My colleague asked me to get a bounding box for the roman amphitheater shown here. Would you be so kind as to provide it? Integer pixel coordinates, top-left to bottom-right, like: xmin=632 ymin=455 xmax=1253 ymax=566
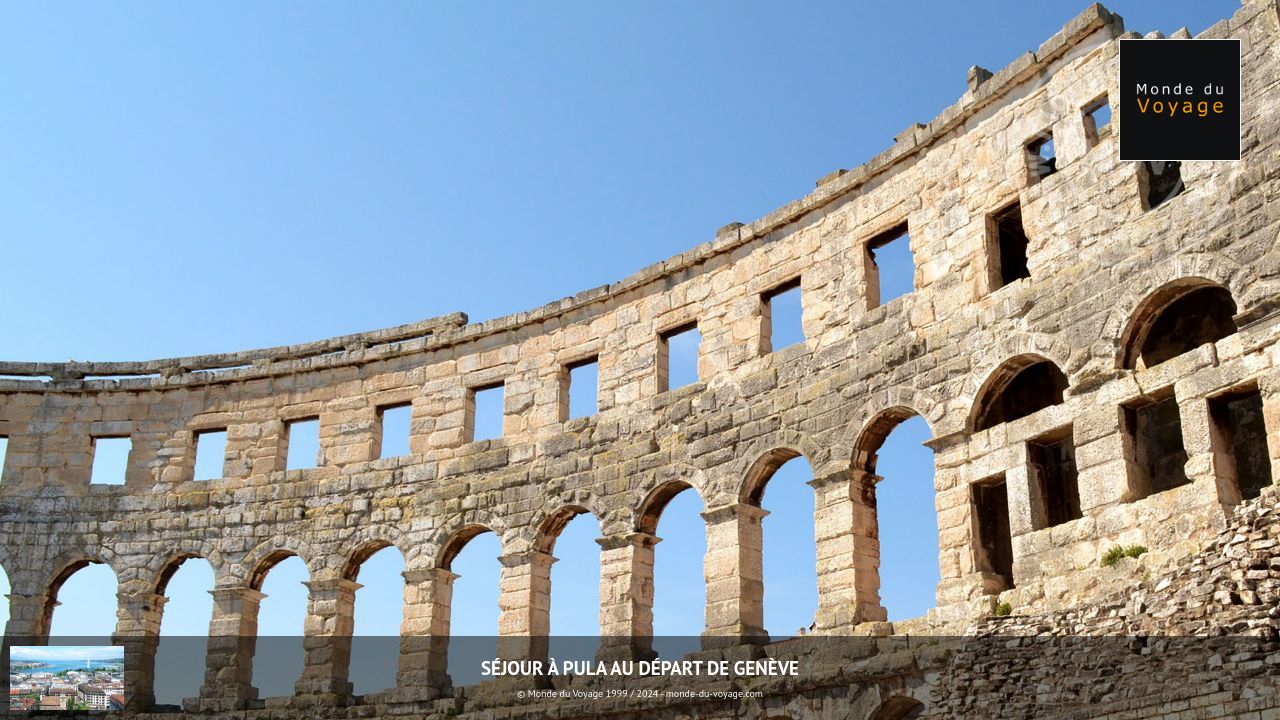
xmin=2 ymin=2 xmax=1279 ymax=718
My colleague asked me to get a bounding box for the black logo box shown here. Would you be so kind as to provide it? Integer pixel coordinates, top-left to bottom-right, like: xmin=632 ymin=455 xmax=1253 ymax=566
xmin=1118 ymin=38 xmax=1240 ymax=162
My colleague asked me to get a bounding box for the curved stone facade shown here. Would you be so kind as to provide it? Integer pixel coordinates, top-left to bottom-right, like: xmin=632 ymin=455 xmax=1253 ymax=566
xmin=1 ymin=1 xmax=1279 ymax=716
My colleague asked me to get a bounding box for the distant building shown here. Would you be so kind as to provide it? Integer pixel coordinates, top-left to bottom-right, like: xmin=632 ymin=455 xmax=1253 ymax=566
xmin=39 ymin=695 xmax=67 ymax=710
xmin=110 ymin=693 xmax=126 ymax=711
xmin=77 ymin=683 xmax=111 ymax=710
xmin=10 ymin=697 xmax=35 ymax=711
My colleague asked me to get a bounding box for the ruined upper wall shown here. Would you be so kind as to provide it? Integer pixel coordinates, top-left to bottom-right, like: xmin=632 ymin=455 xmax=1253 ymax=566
xmin=0 ymin=5 xmax=1127 ymax=391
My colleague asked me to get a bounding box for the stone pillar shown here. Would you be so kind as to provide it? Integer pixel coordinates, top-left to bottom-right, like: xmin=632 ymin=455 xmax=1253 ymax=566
xmin=396 ymin=567 xmax=456 ymax=693
xmin=294 ymin=578 xmax=360 ymax=701
xmin=197 ymin=587 xmax=265 ymax=710
xmin=1178 ymin=393 xmax=1218 ymax=492
xmin=114 ymin=591 xmax=167 ymax=712
xmin=4 ymin=591 xmax=51 ymax=711
xmin=1005 ymin=447 xmax=1038 ymax=537
xmin=596 ymin=532 xmax=658 ymax=661
xmin=4 ymin=592 xmax=52 ymax=641
xmin=811 ymin=470 xmax=885 ymax=632
xmin=700 ymin=503 xmax=768 ymax=645
xmin=1073 ymin=405 xmax=1137 ymax=510
xmin=496 ymin=550 xmax=553 ymax=665
xmin=1258 ymin=373 xmax=1280 ymax=490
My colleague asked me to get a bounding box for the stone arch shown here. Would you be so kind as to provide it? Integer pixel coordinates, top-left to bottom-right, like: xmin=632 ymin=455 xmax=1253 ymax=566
xmin=155 ymin=553 xmax=206 ymax=595
xmin=869 ymin=696 xmax=925 ymax=720
xmin=854 ymin=406 xmax=927 ymax=476
xmin=147 ymin=541 xmax=223 ymax=595
xmin=527 ymin=477 xmax=613 ymax=543
xmin=238 ymin=536 xmax=322 ymax=589
xmin=741 ymin=447 xmax=805 ymax=506
xmin=42 ymin=553 xmax=120 ymax=638
xmin=850 ymin=406 xmax=938 ymax=621
xmin=534 ymin=504 xmax=595 ymax=554
xmin=246 ymin=550 xmax=305 ymax=591
xmin=627 ymin=463 xmax=710 ymax=534
xmin=637 ymin=479 xmax=702 ymax=534
xmin=340 ymin=538 xmax=407 ymax=696
xmin=968 ymin=354 xmax=1068 ymax=433
xmin=839 ymin=386 xmax=947 ymax=458
xmin=341 ymin=538 xmax=404 ymax=582
xmin=438 ymin=523 xmax=500 ymax=571
xmin=1096 ymin=255 xmax=1247 ymax=362
xmin=736 ymin=444 xmax=821 ymax=638
xmin=1117 ymin=277 xmax=1239 ymax=370
xmin=731 ymin=429 xmax=825 ymax=497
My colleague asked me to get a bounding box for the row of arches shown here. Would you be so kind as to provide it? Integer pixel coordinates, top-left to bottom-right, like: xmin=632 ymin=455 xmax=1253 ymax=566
xmin=2 ymin=412 xmax=938 ymax=705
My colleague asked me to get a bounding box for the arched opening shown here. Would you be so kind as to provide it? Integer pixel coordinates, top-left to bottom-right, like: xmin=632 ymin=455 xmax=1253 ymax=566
xmin=540 ymin=507 xmax=601 ymax=663
xmin=48 ymin=561 xmax=118 ymax=638
xmin=641 ymin=481 xmax=706 ymax=658
xmin=971 ymin=356 xmax=1068 ymax=432
xmin=1120 ymin=279 xmax=1238 ymax=370
xmin=346 ymin=544 xmax=405 ymax=696
xmin=745 ymin=449 xmax=817 ymax=640
xmin=153 ymin=556 xmax=214 ymax=708
xmin=444 ymin=527 xmax=500 ymax=686
xmin=856 ymin=410 xmax=938 ymax=622
xmin=870 ymin=696 xmax=925 ymax=720
xmin=249 ymin=554 xmax=308 ymax=699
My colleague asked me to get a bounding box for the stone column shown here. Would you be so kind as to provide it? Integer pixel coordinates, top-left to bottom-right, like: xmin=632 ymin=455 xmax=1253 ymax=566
xmin=810 ymin=469 xmax=886 ymax=632
xmin=1258 ymin=373 xmax=1280 ymax=490
xmin=1005 ymin=446 xmax=1038 ymax=537
xmin=596 ymin=532 xmax=658 ymax=661
xmin=700 ymin=503 xmax=768 ymax=645
xmin=1178 ymin=393 xmax=1218 ymax=493
xmin=293 ymin=578 xmax=361 ymax=701
xmin=4 ymin=591 xmax=52 ymax=712
xmin=114 ymin=591 xmax=167 ymax=712
xmin=496 ymin=550 xmax=554 ymax=665
xmin=1073 ymin=405 xmax=1137 ymax=510
xmin=396 ymin=567 xmax=456 ymax=693
xmin=198 ymin=587 xmax=265 ymax=710
xmin=4 ymin=592 xmax=52 ymax=641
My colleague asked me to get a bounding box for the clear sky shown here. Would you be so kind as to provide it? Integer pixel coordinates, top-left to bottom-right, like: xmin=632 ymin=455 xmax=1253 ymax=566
xmin=0 ymin=0 xmax=1238 ymax=701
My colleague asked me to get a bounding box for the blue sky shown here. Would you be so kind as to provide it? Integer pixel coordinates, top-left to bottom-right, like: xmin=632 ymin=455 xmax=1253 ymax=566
xmin=0 ymin=0 xmax=1237 ymax=700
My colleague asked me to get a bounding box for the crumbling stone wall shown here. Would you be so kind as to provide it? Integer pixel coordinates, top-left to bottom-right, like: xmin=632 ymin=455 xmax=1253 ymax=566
xmin=0 ymin=1 xmax=1278 ymax=717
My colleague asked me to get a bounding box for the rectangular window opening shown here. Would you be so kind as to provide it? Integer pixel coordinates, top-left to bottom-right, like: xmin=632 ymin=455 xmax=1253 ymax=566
xmin=1142 ymin=161 xmax=1184 ymax=210
xmin=193 ymin=429 xmax=228 ymax=481
xmin=1028 ymin=428 xmax=1082 ymax=528
xmin=284 ymin=417 xmax=321 ymax=470
xmin=761 ymin=279 xmax=804 ymax=354
xmin=658 ymin=322 xmax=701 ymax=392
xmin=467 ymin=384 xmax=505 ymax=442
xmin=988 ymin=201 xmax=1031 ymax=290
xmin=0 ymin=436 xmax=7 ymax=481
xmin=377 ymin=404 xmax=413 ymax=459
xmin=90 ymin=436 xmax=131 ymax=485
xmin=1026 ymin=132 xmax=1057 ymax=181
xmin=1208 ymin=386 xmax=1273 ymax=503
xmin=865 ymin=223 xmax=913 ymax=308
xmin=1083 ymin=96 xmax=1111 ymax=146
xmin=972 ymin=475 xmax=1015 ymax=591
xmin=1122 ymin=392 xmax=1191 ymax=498
xmin=563 ymin=357 xmax=599 ymax=421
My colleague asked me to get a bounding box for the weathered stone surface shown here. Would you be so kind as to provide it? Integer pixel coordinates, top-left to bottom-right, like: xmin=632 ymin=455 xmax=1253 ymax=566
xmin=1 ymin=1 xmax=1279 ymax=717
